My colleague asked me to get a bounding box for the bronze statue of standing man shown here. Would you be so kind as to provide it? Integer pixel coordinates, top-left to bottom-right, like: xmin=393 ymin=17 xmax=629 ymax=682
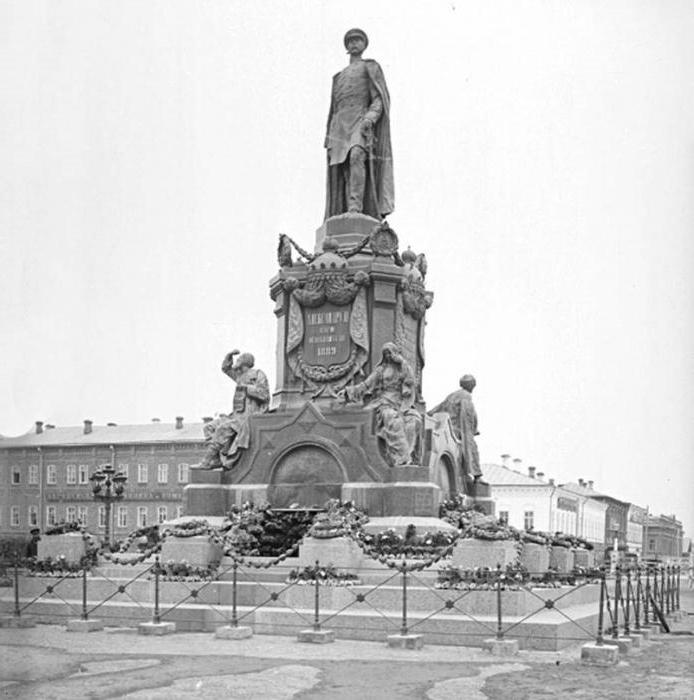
xmin=429 ymin=375 xmax=483 ymax=482
xmin=324 ymin=29 xmax=394 ymax=221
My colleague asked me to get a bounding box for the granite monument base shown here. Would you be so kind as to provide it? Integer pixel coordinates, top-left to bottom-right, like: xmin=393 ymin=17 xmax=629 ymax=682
xmin=298 ymin=536 xmax=364 ymax=569
xmin=549 ymin=546 xmax=574 ymax=574
xmin=37 ymin=533 xmax=87 ymax=564
xmin=159 ymin=535 xmax=222 ymax=568
xmin=520 ymin=543 xmax=549 ymax=576
xmin=451 ymin=539 xmax=519 ymax=570
xmin=573 ymin=550 xmax=595 ymax=568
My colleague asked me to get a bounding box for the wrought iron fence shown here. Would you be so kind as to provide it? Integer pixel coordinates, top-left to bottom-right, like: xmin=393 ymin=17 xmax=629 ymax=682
xmin=1 ymin=530 xmax=684 ymax=651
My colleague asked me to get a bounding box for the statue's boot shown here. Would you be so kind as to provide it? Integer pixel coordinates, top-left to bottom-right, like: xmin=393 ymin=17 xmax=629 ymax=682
xmin=191 ymin=443 xmax=224 ymax=470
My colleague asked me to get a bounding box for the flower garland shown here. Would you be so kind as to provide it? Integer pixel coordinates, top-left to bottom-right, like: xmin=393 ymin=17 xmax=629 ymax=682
xmin=160 ymin=519 xmax=210 ymax=538
xmin=286 ymin=564 xmax=361 ymax=586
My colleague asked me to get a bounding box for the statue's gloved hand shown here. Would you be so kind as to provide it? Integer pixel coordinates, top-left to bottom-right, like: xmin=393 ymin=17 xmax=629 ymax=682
xmin=360 ymin=118 xmax=373 ymax=135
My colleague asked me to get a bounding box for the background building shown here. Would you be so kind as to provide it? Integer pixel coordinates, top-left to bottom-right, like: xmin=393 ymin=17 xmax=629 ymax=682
xmin=0 ymin=418 xmax=205 ymax=540
xmin=558 ymin=479 xmax=608 ymax=552
xmin=482 ymin=457 xmax=599 ymax=537
xmin=626 ymin=503 xmax=647 ymax=559
xmin=643 ymin=513 xmax=683 ymax=564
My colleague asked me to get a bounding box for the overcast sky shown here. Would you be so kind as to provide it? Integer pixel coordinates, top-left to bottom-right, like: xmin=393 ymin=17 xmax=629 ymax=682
xmin=2 ymin=1 xmax=693 ymax=537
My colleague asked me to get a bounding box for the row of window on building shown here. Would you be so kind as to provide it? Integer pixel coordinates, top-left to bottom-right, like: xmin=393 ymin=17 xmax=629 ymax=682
xmin=498 ymin=510 xmax=536 ymax=531
xmin=10 ymin=463 xmax=190 ymax=486
xmin=2 ymin=504 xmax=184 ymax=529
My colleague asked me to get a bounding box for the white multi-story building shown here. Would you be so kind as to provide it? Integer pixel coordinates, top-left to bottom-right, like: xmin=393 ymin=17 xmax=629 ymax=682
xmin=560 ymin=480 xmax=609 ymax=548
xmin=482 ymin=458 xmax=590 ymax=536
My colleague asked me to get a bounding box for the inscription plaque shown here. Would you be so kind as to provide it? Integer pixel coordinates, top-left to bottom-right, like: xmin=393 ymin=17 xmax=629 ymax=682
xmin=303 ymin=303 xmax=351 ymax=366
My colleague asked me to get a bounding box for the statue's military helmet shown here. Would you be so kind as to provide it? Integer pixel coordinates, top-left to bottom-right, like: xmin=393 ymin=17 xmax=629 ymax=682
xmin=343 ymin=28 xmax=368 ymax=49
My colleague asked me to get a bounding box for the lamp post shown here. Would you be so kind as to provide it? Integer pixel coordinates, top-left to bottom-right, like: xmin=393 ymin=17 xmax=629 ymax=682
xmin=89 ymin=464 xmax=127 ymax=547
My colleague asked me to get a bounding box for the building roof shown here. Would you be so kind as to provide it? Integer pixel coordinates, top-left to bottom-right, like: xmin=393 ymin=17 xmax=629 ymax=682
xmin=0 ymin=422 xmax=206 ymax=448
xmin=560 ymin=481 xmax=603 ymax=497
xmin=482 ymin=463 xmax=551 ymax=487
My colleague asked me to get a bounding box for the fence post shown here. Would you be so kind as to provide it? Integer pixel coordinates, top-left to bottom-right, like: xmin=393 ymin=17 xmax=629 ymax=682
xmin=665 ymin=566 xmax=671 ymax=615
xmin=633 ymin=567 xmax=641 ymax=631
xmin=153 ymin=555 xmax=161 ymax=624
xmin=13 ymin=555 xmax=21 ymax=619
xmin=676 ymin=565 xmax=681 ymax=611
xmin=659 ymin=566 xmax=665 ymax=615
xmin=313 ymin=559 xmax=321 ymax=632
xmin=644 ymin=566 xmax=651 ymax=625
xmin=231 ymin=560 xmax=238 ymax=628
xmin=81 ymin=565 xmax=89 ymax=621
xmin=400 ymin=561 xmax=408 ymax=636
xmin=596 ymin=573 xmax=606 ymax=646
xmin=496 ymin=563 xmax=504 ymax=641
xmin=611 ymin=566 xmax=621 ymax=639
xmin=623 ymin=568 xmax=631 ymax=637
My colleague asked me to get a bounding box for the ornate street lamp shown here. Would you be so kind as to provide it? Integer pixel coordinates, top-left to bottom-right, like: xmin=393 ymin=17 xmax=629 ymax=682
xmin=89 ymin=464 xmax=127 ymax=547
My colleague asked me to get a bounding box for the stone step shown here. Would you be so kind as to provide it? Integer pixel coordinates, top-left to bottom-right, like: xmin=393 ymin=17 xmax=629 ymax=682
xmin=0 ymin=596 xmax=600 ymax=651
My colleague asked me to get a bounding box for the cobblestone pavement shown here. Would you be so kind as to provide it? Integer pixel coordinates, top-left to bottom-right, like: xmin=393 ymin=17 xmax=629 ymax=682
xmin=1 ymin=591 xmax=692 ymax=699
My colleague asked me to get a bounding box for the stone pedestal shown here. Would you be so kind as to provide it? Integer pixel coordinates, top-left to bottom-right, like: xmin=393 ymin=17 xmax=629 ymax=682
xmin=451 ymin=539 xmax=519 ymax=570
xmin=483 ymin=638 xmax=519 ymax=656
xmin=635 ymin=626 xmax=651 ymax=641
xmin=573 ymin=550 xmax=595 ymax=568
xmin=387 ymin=633 xmax=423 ymax=649
xmin=581 ymin=642 xmax=619 ymax=666
xmin=549 ymin=546 xmax=574 ymax=574
xmin=603 ymin=636 xmax=633 ymax=654
xmin=298 ymin=536 xmax=364 ymax=570
xmin=626 ymin=632 xmax=646 ymax=648
xmin=215 ymin=625 xmax=253 ymax=640
xmin=37 ymin=533 xmax=87 ymax=564
xmin=298 ymin=628 xmax=335 ymax=644
xmin=159 ymin=535 xmax=222 ymax=568
xmin=342 ymin=481 xmax=443 ymax=518
xmin=314 ymin=212 xmax=379 ymax=254
xmin=520 ymin=543 xmax=549 ymax=576
xmin=66 ymin=618 xmax=104 ymax=633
